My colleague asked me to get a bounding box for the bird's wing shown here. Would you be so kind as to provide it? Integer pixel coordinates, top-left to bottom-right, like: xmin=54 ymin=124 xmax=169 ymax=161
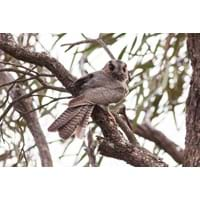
xmin=83 ymin=87 xmax=126 ymax=105
xmin=68 ymin=94 xmax=94 ymax=107
xmin=69 ymin=86 xmax=126 ymax=107
xmin=70 ymin=73 xmax=94 ymax=95
xmin=70 ymin=71 xmax=109 ymax=95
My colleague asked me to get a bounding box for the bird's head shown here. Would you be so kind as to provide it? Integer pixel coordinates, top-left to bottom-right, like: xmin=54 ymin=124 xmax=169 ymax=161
xmin=103 ymin=60 xmax=129 ymax=82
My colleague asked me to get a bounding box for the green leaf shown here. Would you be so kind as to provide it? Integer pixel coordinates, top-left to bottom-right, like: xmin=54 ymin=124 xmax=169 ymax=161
xmin=136 ymin=60 xmax=154 ymax=70
xmin=114 ymin=33 xmax=126 ymax=40
xmin=82 ymin=33 xmax=125 ymax=56
xmin=74 ymin=152 xmax=87 ymax=166
xmin=153 ymin=39 xmax=161 ymax=54
xmin=129 ymin=36 xmax=137 ymax=55
xmin=51 ymin=33 xmax=66 ymax=50
xmin=118 ymin=46 xmax=127 ymax=60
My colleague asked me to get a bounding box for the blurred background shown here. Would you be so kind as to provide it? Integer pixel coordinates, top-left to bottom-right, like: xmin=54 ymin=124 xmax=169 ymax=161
xmin=0 ymin=33 xmax=190 ymax=166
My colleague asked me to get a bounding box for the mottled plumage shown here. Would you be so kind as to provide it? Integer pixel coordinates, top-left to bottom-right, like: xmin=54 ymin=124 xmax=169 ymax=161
xmin=48 ymin=59 xmax=129 ymax=139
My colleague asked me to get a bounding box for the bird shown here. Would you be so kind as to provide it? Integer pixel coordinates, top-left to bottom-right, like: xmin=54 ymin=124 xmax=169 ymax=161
xmin=48 ymin=59 xmax=129 ymax=140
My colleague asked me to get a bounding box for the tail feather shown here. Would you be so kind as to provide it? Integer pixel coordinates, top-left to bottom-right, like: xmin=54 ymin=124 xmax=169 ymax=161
xmin=58 ymin=105 xmax=91 ymax=139
xmin=48 ymin=107 xmax=82 ymax=131
xmin=75 ymin=105 xmax=94 ymax=138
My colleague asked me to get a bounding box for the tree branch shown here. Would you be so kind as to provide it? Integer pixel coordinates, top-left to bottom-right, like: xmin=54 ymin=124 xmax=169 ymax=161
xmin=0 ymin=33 xmax=76 ymax=89
xmin=93 ymin=106 xmax=167 ymax=166
xmin=0 ymin=37 xmax=53 ymax=166
xmin=61 ymin=36 xmax=115 ymax=59
xmin=134 ymin=123 xmax=184 ymax=164
xmin=116 ymin=106 xmax=183 ymax=164
xmin=0 ymin=70 xmax=53 ymax=166
xmin=183 ymin=34 xmax=200 ymax=166
xmin=98 ymin=137 xmax=167 ymax=167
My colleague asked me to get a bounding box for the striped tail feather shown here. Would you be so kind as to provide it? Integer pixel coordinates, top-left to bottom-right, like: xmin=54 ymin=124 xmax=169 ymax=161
xmin=75 ymin=105 xmax=94 ymax=138
xmin=58 ymin=105 xmax=92 ymax=139
xmin=48 ymin=106 xmax=82 ymax=132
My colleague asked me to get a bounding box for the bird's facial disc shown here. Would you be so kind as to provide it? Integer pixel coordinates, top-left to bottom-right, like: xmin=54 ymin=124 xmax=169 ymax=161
xmin=106 ymin=60 xmax=128 ymax=81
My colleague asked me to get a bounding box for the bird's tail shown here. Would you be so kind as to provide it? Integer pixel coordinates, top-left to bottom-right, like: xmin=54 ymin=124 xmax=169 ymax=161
xmin=48 ymin=106 xmax=82 ymax=132
xmin=48 ymin=105 xmax=94 ymax=140
xmin=74 ymin=105 xmax=94 ymax=138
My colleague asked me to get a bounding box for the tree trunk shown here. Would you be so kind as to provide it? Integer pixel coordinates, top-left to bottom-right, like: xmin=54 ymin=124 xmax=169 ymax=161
xmin=184 ymin=33 xmax=200 ymax=166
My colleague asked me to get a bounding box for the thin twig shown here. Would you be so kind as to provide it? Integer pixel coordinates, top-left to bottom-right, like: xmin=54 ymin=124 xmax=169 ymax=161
xmin=61 ymin=36 xmax=115 ymax=59
xmin=0 ymin=86 xmax=46 ymax=123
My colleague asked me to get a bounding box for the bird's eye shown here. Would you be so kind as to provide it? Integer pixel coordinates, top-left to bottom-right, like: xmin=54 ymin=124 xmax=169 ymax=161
xmin=122 ymin=66 xmax=126 ymax=72
xmin=109 ymin=63 xmax=115 ymax=71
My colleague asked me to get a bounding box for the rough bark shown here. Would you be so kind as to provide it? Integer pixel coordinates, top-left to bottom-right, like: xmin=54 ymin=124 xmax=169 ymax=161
xmin=93 ymin=107 xmax=167 ymax=167
xmin=184 ymin=34 xmax=200 ymax=166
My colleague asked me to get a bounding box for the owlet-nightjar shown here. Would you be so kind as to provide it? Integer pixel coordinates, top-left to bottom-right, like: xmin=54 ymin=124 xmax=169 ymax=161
xmin=48 ymin=60 xmax=129 ymax=139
